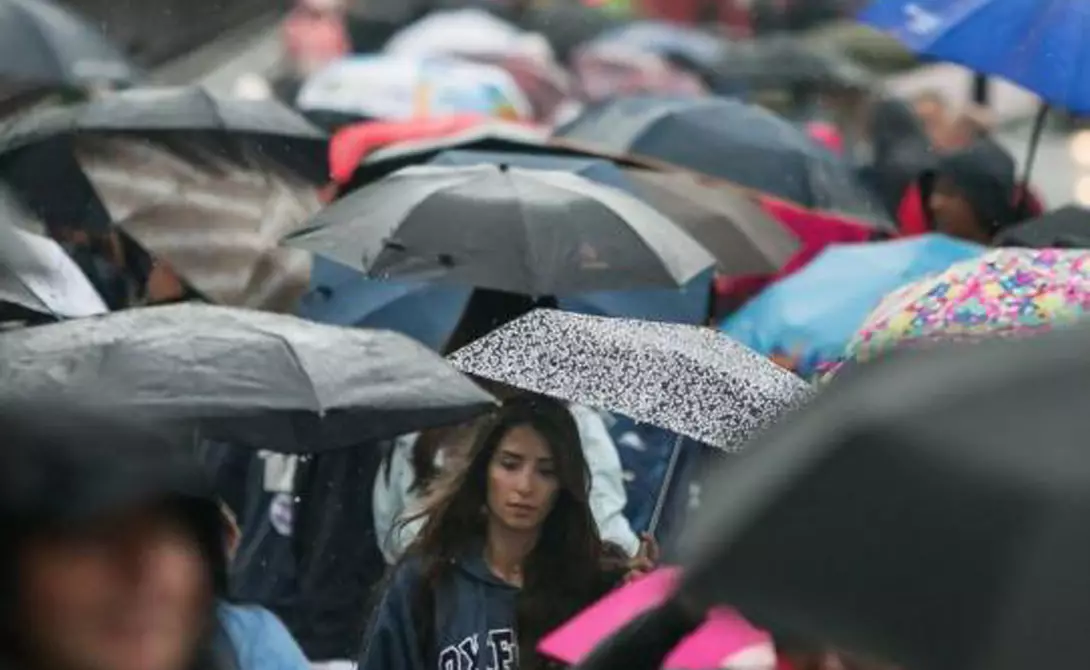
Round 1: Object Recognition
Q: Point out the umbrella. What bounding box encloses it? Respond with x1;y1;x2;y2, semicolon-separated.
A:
448;309;810;450
428;149;798;274
0;85;329;191
0;303;497;452
383;8;527;58
712;36;874;91
556;95;886;219
295;55;532;125
516;2;621;63
0;0;137;87
0;220;107;321
845;248;1090;365
76;136;317;313
995;205;1090;248
285;164;714;296
586;20;731;73
722;235;985;378
671;324;1090;670
571;43;710;103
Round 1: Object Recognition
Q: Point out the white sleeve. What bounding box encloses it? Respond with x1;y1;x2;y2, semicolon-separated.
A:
372;435;419;565
569;404;640;557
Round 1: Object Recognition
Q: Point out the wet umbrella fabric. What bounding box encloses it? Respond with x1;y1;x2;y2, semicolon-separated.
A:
712;37;873;91
860;0;1090;113
556;95;885;219
675;325;1090;670
428;150;799;275
448;309;810;450
285;164;715;296
0;0;137;87
995;205;1090;248
0;303;497;453
0;220;107;321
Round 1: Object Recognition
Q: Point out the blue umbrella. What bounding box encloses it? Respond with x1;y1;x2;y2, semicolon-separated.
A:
720;234;984;377
860;0;1089;112
586;20;730;72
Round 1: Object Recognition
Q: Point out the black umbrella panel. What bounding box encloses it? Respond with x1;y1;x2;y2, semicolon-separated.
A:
286;164;715;296
0;303;497;452
448;308;810;450
672;326;1090;670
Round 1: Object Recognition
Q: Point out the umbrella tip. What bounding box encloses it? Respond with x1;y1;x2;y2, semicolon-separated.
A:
498;163;509;172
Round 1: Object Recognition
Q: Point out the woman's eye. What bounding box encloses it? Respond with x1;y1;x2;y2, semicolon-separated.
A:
500;459;520;470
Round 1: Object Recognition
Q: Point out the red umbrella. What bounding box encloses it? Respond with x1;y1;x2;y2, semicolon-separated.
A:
330;115;488;184
758;196;874;276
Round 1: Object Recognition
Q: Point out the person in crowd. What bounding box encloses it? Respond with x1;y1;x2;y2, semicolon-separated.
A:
919;138;1019;244
282;0;350;82
217;502;311;670
941;103;996;150
1;397;233;670
856;98;936;221
359;396;656;670
910;89;950;149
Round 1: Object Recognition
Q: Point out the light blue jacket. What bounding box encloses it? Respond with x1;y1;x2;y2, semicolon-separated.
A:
219;603;310;670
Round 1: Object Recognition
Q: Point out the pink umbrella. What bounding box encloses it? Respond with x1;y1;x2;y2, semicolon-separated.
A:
538;568;772;669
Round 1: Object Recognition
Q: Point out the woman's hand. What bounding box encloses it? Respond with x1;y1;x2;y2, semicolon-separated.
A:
624;533;660;583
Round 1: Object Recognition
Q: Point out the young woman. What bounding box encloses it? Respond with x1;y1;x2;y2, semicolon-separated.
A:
359;396;643;670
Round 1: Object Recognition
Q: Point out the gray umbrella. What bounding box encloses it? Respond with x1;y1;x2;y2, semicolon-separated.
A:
0;303;497;452
448;309;810;450
285;164;715;296
0;0;137;87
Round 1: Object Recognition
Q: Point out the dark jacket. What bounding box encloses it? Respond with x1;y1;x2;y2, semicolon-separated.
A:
359;553;520;670
858;98;936;219
919;139;1019;235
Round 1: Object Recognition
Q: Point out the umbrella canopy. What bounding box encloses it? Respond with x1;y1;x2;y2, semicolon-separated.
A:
861;0;1090;112
0;219;107;321
586;20;731;73
428;149;797;275
0;0;137;87
995;205;1090;248
295;55;532;124
0;85;328;188
675;324;1090;670
383;8;527;58
713;36;874;91
285;164;714;296
0;304;496;452
556;95;885;219
722;235;985;378
448;309;810;450
571;44;710;103
845;247;1090;364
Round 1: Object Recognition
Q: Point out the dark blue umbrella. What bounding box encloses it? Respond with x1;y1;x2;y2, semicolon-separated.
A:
556;95;887;223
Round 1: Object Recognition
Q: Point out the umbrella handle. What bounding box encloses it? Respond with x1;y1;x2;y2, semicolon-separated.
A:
1018;102;1049;218
645;434;686;537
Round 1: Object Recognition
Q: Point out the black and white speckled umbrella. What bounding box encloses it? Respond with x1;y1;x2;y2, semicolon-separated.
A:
448;309;810;450
0;303;497;453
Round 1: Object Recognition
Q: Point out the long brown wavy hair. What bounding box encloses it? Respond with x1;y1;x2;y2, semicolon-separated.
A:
401;395;627;669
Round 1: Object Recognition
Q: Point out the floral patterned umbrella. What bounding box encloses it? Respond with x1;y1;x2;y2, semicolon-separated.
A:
844;248;1090;365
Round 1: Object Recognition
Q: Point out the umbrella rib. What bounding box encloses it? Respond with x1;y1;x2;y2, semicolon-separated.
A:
16;0;68;82
266;329;325;416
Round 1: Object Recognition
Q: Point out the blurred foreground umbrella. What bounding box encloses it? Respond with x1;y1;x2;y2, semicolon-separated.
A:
0;304;497;452
714;37;874;91
0;220;106;322
995;205;1090;249
723;235;984;379
557;95;885;220
0;0;137;87
845;248;1090;365
287;164;715;296
448;309;810;449
428;149;797;275
675;326;1090;670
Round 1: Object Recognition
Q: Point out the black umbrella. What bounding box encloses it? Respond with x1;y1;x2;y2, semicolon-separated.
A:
995;205;1090;248
556;95;887;221
0;213;107;322
287;164;715;296
714;37;874;92
341;122;646;192
0;86;328;228
0;303;497;452
448;309;810;450
648;327;1090;670
0;0;138;87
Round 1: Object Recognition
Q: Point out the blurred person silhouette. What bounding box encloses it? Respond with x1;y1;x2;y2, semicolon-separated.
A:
0;396;235;670
919;138;1019;244
910;89;950;148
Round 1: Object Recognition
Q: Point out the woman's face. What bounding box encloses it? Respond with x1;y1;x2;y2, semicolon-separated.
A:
929;175;989;243
16;503;213;670
485;425;562;533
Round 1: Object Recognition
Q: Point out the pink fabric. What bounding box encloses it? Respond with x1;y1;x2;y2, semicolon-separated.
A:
758;196;874;277
805;121;844;156
538;568;770;670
